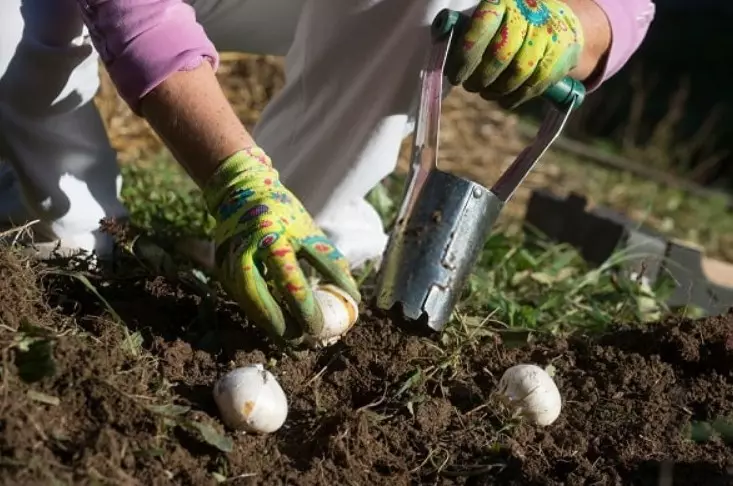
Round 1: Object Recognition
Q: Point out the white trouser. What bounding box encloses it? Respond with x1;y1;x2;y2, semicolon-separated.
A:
0;0;478;266
0;0;128;254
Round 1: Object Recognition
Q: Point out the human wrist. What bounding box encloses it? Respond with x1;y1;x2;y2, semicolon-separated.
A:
583;0;655;90
140;62;257;187
202;146;276;214
563;0;612;81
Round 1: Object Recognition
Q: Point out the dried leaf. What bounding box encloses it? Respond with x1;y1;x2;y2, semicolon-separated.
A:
27;390;60;406
529;272;555;285
146;403;191;417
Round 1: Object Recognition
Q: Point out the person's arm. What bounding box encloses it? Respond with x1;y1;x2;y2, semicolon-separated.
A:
139;62;255;186
568;0;656;89
75;1;361;344
76;0;251;184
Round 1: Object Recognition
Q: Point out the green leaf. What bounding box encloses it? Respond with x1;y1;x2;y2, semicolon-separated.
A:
688;421;714;442
184;420;234;453
121;331;145;356
47;270;123;324
549;250;578;273
146;403;191;417
395;368;423;398
712;417;733;443
15;339;56;383
366;182;396;222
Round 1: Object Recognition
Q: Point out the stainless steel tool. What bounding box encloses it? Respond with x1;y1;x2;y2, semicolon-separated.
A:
374;9;586;332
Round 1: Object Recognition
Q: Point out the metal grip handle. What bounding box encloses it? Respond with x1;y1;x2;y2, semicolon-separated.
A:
431;8;586;110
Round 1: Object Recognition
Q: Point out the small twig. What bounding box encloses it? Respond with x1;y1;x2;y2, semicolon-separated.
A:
222;473;257;482
356;386;389;412
305;349;344;386
466;402;491;416
0;220;40;244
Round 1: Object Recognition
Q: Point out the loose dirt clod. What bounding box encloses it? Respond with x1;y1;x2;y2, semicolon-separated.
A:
1;245;733;485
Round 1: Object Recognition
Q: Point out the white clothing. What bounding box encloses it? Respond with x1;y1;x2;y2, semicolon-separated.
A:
0;0;476;266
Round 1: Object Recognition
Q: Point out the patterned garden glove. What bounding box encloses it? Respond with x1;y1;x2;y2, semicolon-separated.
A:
203;147;361;345
445;0;584;109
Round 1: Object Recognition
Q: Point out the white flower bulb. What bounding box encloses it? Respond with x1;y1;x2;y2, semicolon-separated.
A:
498;364;562;426
213;365;288;433
305;284;359;348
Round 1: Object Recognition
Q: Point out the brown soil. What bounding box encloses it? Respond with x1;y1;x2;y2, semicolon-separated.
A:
2;243;733;486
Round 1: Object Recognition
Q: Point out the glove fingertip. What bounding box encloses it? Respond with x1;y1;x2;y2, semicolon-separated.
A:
318;262;362;305
233;258;290;339
444;59;467;87
270;308;289;337
350;287;363;305
299;289;326;336
334;283;362;307
250;297;288;338
341;276;362;304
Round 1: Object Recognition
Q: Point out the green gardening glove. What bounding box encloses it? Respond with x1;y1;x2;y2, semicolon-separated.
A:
203;147;361;345
445;0;584;109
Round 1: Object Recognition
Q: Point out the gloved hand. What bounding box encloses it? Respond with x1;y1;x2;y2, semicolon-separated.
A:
203;146;361;345
445;0;584;109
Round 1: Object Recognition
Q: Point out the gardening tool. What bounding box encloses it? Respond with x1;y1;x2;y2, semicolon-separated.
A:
374;9;586;332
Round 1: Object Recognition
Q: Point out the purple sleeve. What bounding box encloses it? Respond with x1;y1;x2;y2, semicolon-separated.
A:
586;0;656;90
76;0;219;114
